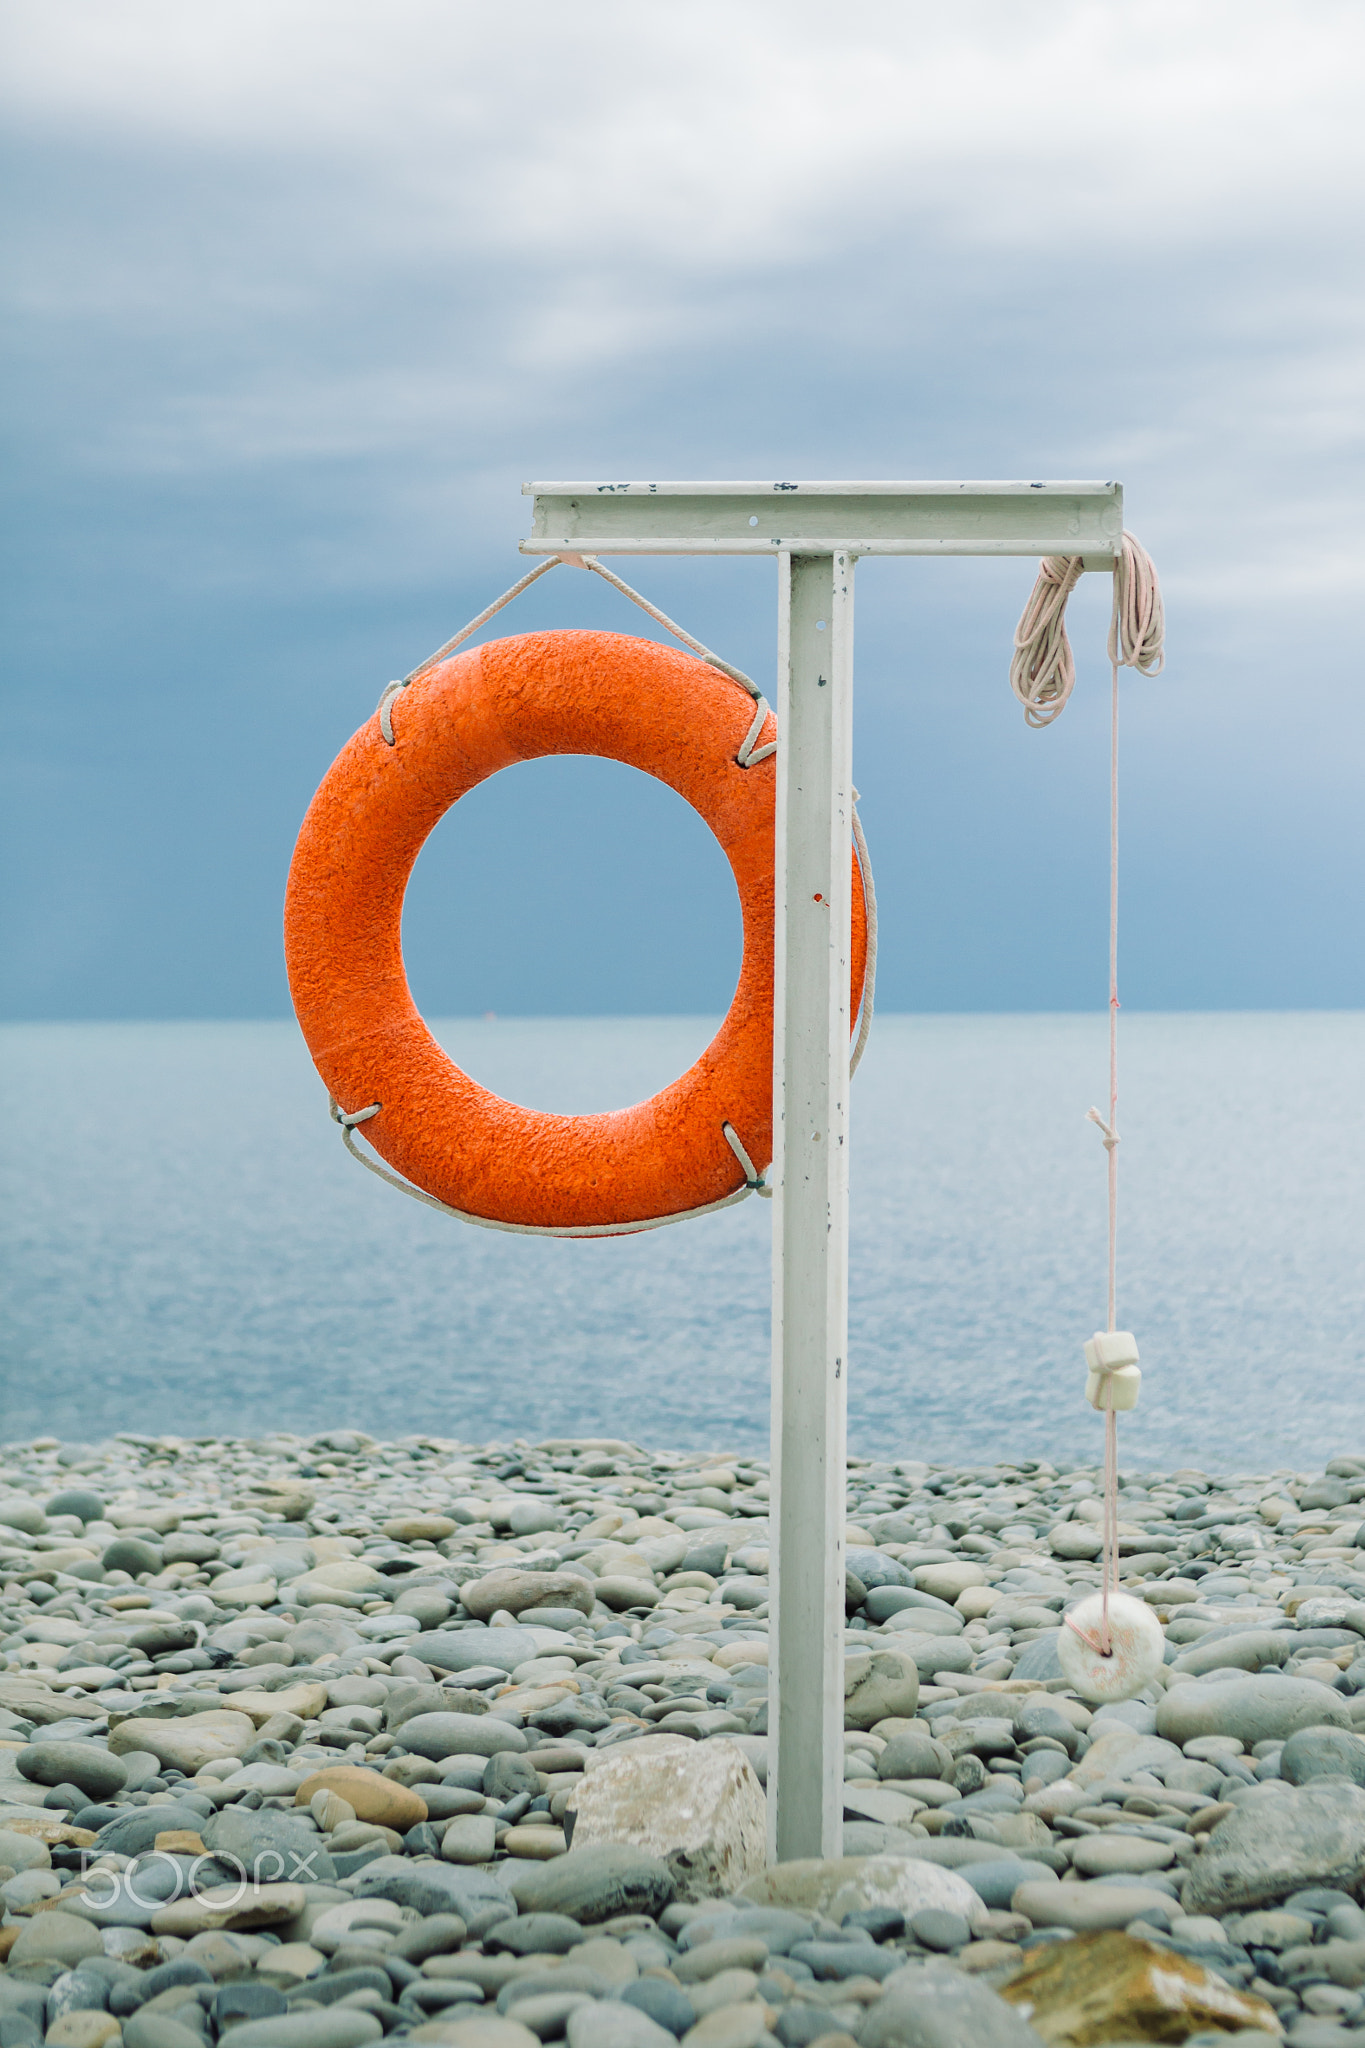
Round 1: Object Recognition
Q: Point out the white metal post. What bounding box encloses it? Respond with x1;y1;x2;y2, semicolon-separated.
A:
768;550;855;1862
518;481;1125;1864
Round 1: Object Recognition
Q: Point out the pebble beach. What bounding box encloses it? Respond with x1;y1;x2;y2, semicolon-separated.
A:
5;1435;1365;2047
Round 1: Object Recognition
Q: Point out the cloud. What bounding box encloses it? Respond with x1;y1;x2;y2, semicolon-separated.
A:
2;0;1363;1019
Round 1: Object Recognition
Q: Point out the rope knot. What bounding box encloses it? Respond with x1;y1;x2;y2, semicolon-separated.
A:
1086;1106;1119;1151
330;1097;380;1131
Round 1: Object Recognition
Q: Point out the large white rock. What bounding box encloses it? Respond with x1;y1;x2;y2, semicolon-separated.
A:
568;1735;765;1900
842;1647;920;1730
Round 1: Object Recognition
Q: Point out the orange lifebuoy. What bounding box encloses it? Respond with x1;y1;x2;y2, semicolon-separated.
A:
285;629;868;1235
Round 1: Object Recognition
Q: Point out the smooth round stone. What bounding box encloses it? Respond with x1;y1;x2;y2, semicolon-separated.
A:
45;1491;105;1525
0;1826;51;1872
1184;1735;1247;1762
117;1750;165;1791
213;2014;384;2047
1011;1880;1177;1932
102;1537;162;1576
956;1860;1058;1909
442;1815;498;1864
215;1983;290;2024
1055;1593;1166;1703
393;1588;453;1627
1069;1833;1176;1876
1;1868;62;1909
381;1515;457;1542
486;1913;586;1957
419;1715;535;1762
17;1741;127;1801
518;1607;594;1632
1281;1728;1365;1788
618;1979;696;2037
1022;1751;1072;1790
876;1732;951;1782
506;1992;597;2039
294;1766;428;1831
0;1494;47;1532
8;1911;103;1966
356;1612;421;1639
1157;1675;1352;1746
674;1938;770;1985
912;1562;987;1604
412;1784;487;1821
507;1502;564;1537
594;1577;659;1612
908;1909;971;1952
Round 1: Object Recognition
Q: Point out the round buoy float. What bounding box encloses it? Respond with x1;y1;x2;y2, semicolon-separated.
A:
285;629;869;1236
1056;1590;1166;1703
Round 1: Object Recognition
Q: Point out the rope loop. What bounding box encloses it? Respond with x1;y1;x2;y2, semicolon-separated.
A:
329;1096;380;1131
329;1100;776;1235
1009;553;1085;725
1009;531;1165;729
375;552;762;746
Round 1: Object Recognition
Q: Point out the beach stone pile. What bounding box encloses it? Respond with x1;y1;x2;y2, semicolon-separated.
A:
3;1437;1365;2045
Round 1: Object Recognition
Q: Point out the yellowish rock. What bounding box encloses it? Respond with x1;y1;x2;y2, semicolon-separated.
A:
209;1574;279;1608
294;1764;428;1831
409;2022;539;2048
502;1825;567;1859
492;1684;577;1718
228;1682;329;1726
713;1639;768;1670
383;1514;457;1542
912;1560;987;1603
0;1811;95;1847
153;1830;206;1854
44;2015;122;2048
258;1940;326;1982
1000;1929;1283;2043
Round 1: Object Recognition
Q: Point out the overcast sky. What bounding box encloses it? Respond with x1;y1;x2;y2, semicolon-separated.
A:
3;0;1363;1019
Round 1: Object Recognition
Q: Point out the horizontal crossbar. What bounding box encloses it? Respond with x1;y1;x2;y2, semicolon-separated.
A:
521;480;1124;559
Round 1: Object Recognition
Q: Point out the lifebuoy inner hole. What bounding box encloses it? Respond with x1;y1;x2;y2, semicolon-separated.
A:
401;755;744;1113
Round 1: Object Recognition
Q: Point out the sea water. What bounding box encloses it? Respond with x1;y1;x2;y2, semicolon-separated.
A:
2;1013;1362;1469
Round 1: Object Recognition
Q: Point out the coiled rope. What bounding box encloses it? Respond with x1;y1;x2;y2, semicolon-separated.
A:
1013;532;1165;1655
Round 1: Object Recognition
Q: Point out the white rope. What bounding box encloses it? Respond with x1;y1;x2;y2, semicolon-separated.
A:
378;560;561;744
1009;532;1164;728
1015;533;1166;1660
1009;554;1085;726
329;1096;767;1237
377;552;780;761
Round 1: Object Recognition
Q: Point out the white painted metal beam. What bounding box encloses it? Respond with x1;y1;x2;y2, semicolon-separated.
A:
521;479;1123;559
